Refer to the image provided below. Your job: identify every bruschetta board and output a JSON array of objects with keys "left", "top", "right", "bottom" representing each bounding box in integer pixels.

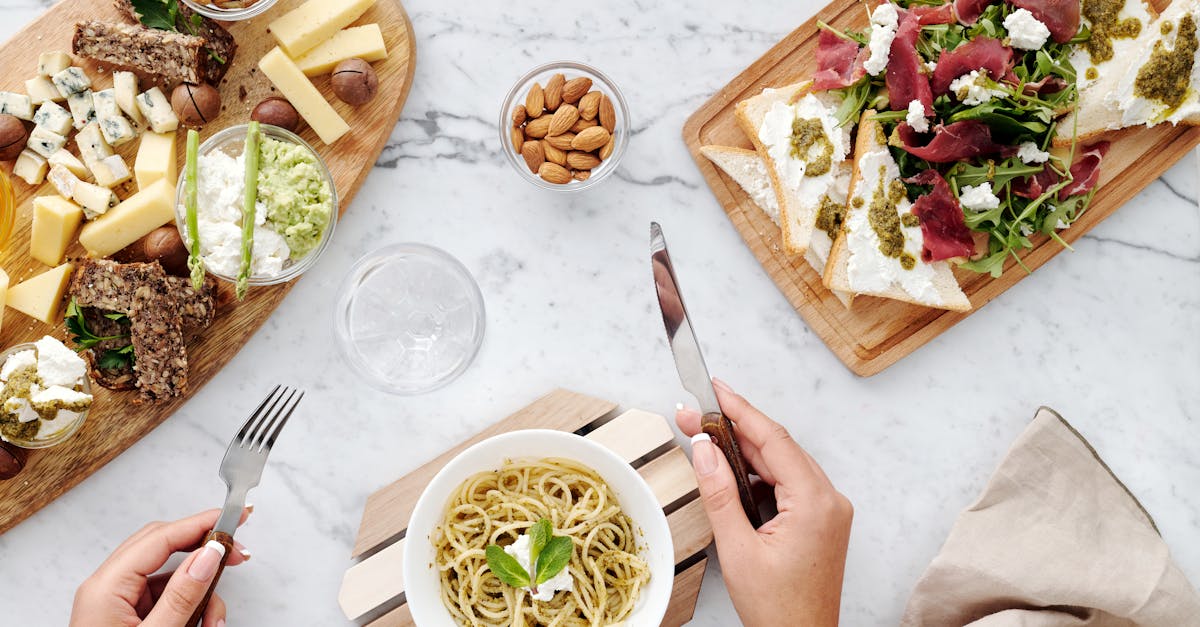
[
  {"left": 338, "top": 389, "right": 713, "bottom": 627},
  {"left": 0, "top": 0, "right": 416, "bottom": 535},
  {"left": 683, "top": 0, "right": 1200, "bottom": 377}
]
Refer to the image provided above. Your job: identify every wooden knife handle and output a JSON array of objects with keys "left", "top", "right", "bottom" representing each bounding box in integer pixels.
[
  {"left": 186, "top": 529, "right": 234, "bottom": 627},
  {"left": 702, "top": 412, "right": 763, "bottom": 528}
]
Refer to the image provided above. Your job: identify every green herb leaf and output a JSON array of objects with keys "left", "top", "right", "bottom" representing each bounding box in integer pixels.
[
  {"left": 534, "top": 536, "right": 573, "bottom": 585},
  {"left": 130, "top": 0, "right": 179, "bottom": 31},
  {"left": 528, "top": 519, "right": 552, "bottom": 568},
  {"left": 485, "top": 545, "right": 530, "bottom": 589},
  {"left": 97, "top": 349, "right": 134, "bottom": 370}
]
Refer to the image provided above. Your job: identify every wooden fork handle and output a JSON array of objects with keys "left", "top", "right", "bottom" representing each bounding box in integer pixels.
[{"left": 187, "top": 529, "right": 234, "bottom": 627}]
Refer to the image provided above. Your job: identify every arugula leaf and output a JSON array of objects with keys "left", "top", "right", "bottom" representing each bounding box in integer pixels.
[
  {"left": 528, "top": 519, "right": 552, "bottom": 568},
  {"left": 485, "top": 545, "right": 530, "bottom": 589},
  {"left": 533, "top": 536, "right": 573, "bottom": 586}
]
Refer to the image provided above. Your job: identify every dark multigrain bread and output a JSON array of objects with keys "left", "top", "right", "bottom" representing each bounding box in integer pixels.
[
  {"left": 70, "top": 259, "right": 217, "bottom": 331},
  {"left": 111, "top": 0, "right": 237, "bottom": 83},
  {"left": 129, "top": 279, "right": 189, "bottom": 403}
]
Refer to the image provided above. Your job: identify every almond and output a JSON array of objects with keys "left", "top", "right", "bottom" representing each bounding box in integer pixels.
[
  {"left": 599, "top": 94, "right": 616, "bottom": 132},
  {"left": 542, "top": 139, "right": 567, "bottom": 166},
  {"left": 511, "top": 126, "right": 525, "bottom": 153},
  {"left": 572, "top": 126, "right": 610, "bottom": 152},
  {"left": 525, "top": 82, "right": 545, "bottom": 118},
  {"left": 521, "top": 141, "right": 545, "bottom": 173},
  {"left": 598, "top": 136, "right": 615, "bottom": 160},
  {"left": 547, "top": 104, "right": 580, "bottom": 137},
  {"left": 566, "top": 151, "right": 601, "bottom": 170},
  {"left": 579, "top": 91, "right": 601, "bottom": 121},
  {"left": 561, "top": 77, "right": 592, "bottom": 104},
  {"left": 573, "top": 169, "right": 591, "bottom": 181},
  {"left": 512, "top": 104, "right": 527, "bottom": 127},
  {"left": 570, "top": 118, "right": 598, "bottom": 133},
  {"left": 538, "top": 162, "right": 571, "bottom": 184},
  {"left": 544, "top": 73, "right": 565, "bottom": 111},
  {"left": 524, "top": 115, "right": 552, "bottom": 138},
  {"left": 545, "top": 132, "right": 576, "bottom": 150}
]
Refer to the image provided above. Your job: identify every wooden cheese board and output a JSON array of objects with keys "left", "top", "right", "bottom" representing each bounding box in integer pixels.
[
  {"left": 0, "top": 0, "right": 416, "bottom": 534},
  {"left": 338, "top": 389, "right": 713, "bottom": 626},
  {"left": 682, "top": 2, "right": 1200, "bottom": 377}
]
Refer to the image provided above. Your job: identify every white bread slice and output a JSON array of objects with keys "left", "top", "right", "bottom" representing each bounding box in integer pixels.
[
  {"left": 824, "top": 112, "right": 971, "bottom": 312},
  {"left": 701, "top": 144, "right": 854, "bottom": 307},
  {"left": 1108, "top": 0, "right": 1200, "bottom": 126}
]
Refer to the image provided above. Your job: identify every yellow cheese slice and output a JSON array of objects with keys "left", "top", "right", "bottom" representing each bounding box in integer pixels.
[
  {"left": 0, "top": 269, "right": 9, "bottom": 334},
  {"left": 258, "top": 47, "right": 350, "bottom": 144},
  {"left": 7, "top": 263, "right": 73, "bottom": 324},
  {"left": 134, "top": 131, "right": 177, "bottom": 190},
  {"left": 294, "top": 24, "right": 388, "bottom": 76},
  {"left": 30, "top": 195, "right": 84, "bottom": 267},
  {"left": 268, "top": 0, "right": 376, "bottom": 58},
  {"left": 78, "top": 178, "right": 174, "bottom": 258}
]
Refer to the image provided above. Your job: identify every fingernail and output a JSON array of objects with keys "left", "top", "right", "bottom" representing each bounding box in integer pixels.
[
  {"left": 235, "top": 540, "right": 251, "bottom": 561},
  {"left": 217, "top": 620, "right": 226, "bottom": 627},
  {"left": 188, "top": 540, "right": 226, "bottom": 582},
  {"left": 691, "top": 433, "right": 718, "bottom": 476},
  {"left": 712, "top": 378, "right": 733, "bottom": 393}
]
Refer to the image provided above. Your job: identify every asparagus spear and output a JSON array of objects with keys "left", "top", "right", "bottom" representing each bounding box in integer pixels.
[
  {"left": 237, "top": 122, "right": 261, "bottom": 300},
  {"left": 185, "top": 130, "right": 204, "bottom": 291}
]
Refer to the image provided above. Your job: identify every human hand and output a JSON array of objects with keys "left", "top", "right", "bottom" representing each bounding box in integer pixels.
[
  {"left": 70, "top": 508, "right": 252, "bottom": 627},
  {"left": 676, "top": 379, "right": 853, "bottom": 627}
]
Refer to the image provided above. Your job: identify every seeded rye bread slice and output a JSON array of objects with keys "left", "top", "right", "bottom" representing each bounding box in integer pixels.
[
  {"left": 699, "top": 144, "right": 854, "bottom": 308},
  {"left": 823, "top": 112, "right": 972, "bottom": 312}
]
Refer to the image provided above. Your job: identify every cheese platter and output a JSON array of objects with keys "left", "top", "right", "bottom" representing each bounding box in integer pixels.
[{"left": 0, "top": 0, "right": 415, "bottom": 534}]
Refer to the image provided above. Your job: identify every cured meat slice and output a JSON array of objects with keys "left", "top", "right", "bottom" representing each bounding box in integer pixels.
[
  {"left": 932, "top": 37, "right": 1015, "bottom": 95},
  {"left": 1009, "top": 0, "right": 1081, "bottom": 43},
  {"left": 887, "top": 10, "right": 934, "bottom": 114},
  {"left": 1013, "top": 142, "right": 1110, "bottom": 199},
  {"left": 955, "top": 0, "right": 996, "bottom": 24},
  {"left": 896, "top": 119, "right": 1014, "bottom": 162},
  {"left": 813, "top": 29, "right": 869, "bottom": 91},
  {"left": 913, "top": 3, "right": 956, "bottom": 24},
  {"left": 905, "top": 170, "right": 977, "bottom": 261}
]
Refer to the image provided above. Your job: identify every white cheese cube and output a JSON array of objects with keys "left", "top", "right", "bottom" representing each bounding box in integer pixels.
[
  {"left": 73, "top": 180, "right": 118, "bottom": 219},
  {"left": 67, "top": 90, "right": 96, "bottom": 130},
  {"left": 48, "top": 150, "right": 90, "bottom": 180},
  {"left": 112, "top": 72, "right": 144, "bottom": 126},
  {"left": 93, "top": 89, "right": 121, "bottom": 120},
  {"left": 25, "top": 76, "right": 64, "bottom": 105},
  {"left": 47, "top": 163, "right": 83, "bottom": 199},
  {"left": 0, "top": 92, "right": 34, "bottom": 121},
  {"left": 89, "top": 154, "right": 131, "bottom": 188},
  {"left": 51, "top": 67, "right": 90, "bottom": 98},
  {"left": 135, "top": 87, "right": 178, "bottom": 133},
  {"left": 13, "top": 149, "right": 48, "bottom": 185},
  {"left": 98, "top": 115, "right": 137, "bottom": 147},
  {"left": 33, "top": 101, "right": 72, "bottom": 135},
  {"left": 76, "top": 122, "right": 113, "bottom": 165},
  {"left": 27, "top": 126, "right": 68, "bottom": 159},
  {"left": 38, "top": 52, "right": 72, "bottom": 78}
]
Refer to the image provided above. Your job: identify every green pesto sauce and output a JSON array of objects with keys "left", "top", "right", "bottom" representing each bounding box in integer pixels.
[
  {"left": 1134, "top": 15, "right": 1198, "bottom": 111},
  {"left": 1161, "top": 20, "right": 1173, "bottom": 35},
  {"left": 1085, "top": 67, "right": 1099, "bottom": 80},
  {"left": 868, "top": 166, "right": 907, "bottom": 258},
  {"left": 900, "top": 253, "right": 917, "bottom": 270},
  {"left": 1082, "top": 0, "right": 1143, "bottom": 63},
  {"left": 851, "top": 196, "right": 865, "bottom": 209},
  {"left": 815, "top": 195, "right": 845, "bottom": 241},
  {"left": 789, "top": 118, "right": 834, "bottom": 177},
  {"left": 0, "top": 366, "right": 40, "bottom": 442},
  {"left": 901, "top": 213, "right": 920, "bottom": 228}
]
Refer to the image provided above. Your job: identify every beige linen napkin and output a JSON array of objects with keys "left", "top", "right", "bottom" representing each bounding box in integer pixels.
[{"left": 902, "top": 407, "right": 1200, "bottom": 627}]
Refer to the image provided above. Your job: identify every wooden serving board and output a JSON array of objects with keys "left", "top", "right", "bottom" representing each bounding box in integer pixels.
[
  {"left": 338, "top": 389, "right": 714, "bottom": 626},
  {"left": 682, "top": 3, "right": 1200, "bottom": 377},
  {"left": 0, "top": 0, "right": 416, "bottom": 534}
]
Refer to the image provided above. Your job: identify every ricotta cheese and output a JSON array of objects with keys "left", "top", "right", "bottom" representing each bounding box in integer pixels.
[
  {"left": 1017, "top": 141, "right": 1051, "bottom": 164},
  {"left": 0, "top": 350, "right": 36, "bottom": 382},
  {"left": 34, "top": 336, "right": 86, "bottom": 388},
  {"left": 906, "top": 99, "right": 930, "bottom": 133},
  {"left": 959, "top": 183, "right": 1001, "bottom": 211},
  {"left": 864, "top": 3, "right": 901, "bottom": 76},
  {"left": 192, "top": 150, "right": 292, "bottom": 279},
  {"left": 950, "top": 70, "right": 1007, "bottom": 106},
  {"left": 1004, "top": 9, "right": 1052, "bottom": 50},
  {"left": 1107, "top": 6, "right": 1200, "bottom": 127},
  {"left": 503, "top": 532, "right": 574, "bottom": 602}
]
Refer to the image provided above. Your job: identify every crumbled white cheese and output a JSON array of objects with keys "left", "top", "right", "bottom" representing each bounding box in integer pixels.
[
  {"left": 864, "top": 3, "right": 900, "bottom": 76},
  {"left": 31, "top": 385, "right": 91, "bottom": 407},
  {"left": 5, "top": 398, "right": 39, "bottom": 423},
  {"left": 1020, "top": 224, "right": 1034, "bottom": 236},
  {"left": 1055, "top": 216, "right": 1070, "bottom": 230},
  {"left": 0, "top": 350, "right": 36, "bottom": 382},
  {"left": 1004, "top": 8, "right": 1051, "bottom": 50},
  {"left": 949, "top": 70, "right": 1007, "bottom": 106},
  {"left": 959, "top": 183, "right": 1002, "bottom": 211},
  {"left": 1017, "top": 141, "right": 1050, "bottom": 164},
  {"left": 924, "top": 60, "right": 938, "bottom": 73},
  {"left": 503, "top": 533, "right": 574, "bottom": 602},
  {"left": 906, "top": 99, "right": 929, "bottom": 133},
  {"left": 34, "top": 336, "right": 86, "bottom": 388},
  {"left": 192, "top": 150, "right": 291, "bottom": 279}
]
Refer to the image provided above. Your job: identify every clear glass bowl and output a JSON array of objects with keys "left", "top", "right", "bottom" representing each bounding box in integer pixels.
[
  {"left": 0, "top": 343, "right": 91, "bottom": 450},
  {"left": 180, "top": 0, "right": 279, "bottom": 21},
  {"left": 499, "top": 61, "right": 630, "bottom": 192},
  {"left": 333, "top": 244, "right": 486, "bottom": 395},
  {"left": 174, "top": 123, "right": 338, "bottom": 288}
]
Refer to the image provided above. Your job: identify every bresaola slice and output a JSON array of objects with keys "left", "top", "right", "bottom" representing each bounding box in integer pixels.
[
  {"left": 813, "top": 29, "right": 868, "bottom": 91},
  {"left": 1013, "top": 141, "right": 1110, "bottom": 199},
  {"left": 886, "top": 10, "right": 933, "bottom": 115},
  {"left": 1009, "top": 0, "right": 1080, "bottom": 43},
  {"left": 896, "top": 120, "right": 1014, "bottom": 162},
  {"left": 932, "top": 37, "right": 1014, "bottom": 95},
  {"left": 906, "top": 170, "right": 977, "bottom": 261},
  {"left": 913, "top": 3, "right": 956, "bottom": 24},
  {"left": 954, "top": 0, "right": 995, "bottom": 25}
]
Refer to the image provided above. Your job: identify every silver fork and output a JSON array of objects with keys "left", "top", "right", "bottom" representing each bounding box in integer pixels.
[{"left": 188, "top": 385, "right": 304, "bottom": 626}]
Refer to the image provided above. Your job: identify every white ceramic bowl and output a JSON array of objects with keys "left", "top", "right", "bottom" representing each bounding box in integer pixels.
[{"left": 404, "top": 429, "right": 674, "bottom": 627}]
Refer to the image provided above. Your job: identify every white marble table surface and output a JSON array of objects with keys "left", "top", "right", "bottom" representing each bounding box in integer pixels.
[{"left": 1, "top": 1, "right": 1197, "bottom": 625}]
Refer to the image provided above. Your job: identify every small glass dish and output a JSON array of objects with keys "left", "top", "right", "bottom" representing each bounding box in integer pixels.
[
  {"left": 499, "top": 61, "right": 630, "bottom": 192},
  {"left": 174, "top": 123, "right": 338, "bottom": 288},
  {"left": 180, "top": 0, "right": 279, "bottom": 21},
  {"left": 0, "top": 343, "right": 91, "bottom": 450},
  {"left": 333, "top": 244, "right": 486, "bottom": 395}
]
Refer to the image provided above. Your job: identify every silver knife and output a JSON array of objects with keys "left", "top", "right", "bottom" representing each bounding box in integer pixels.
[{"left": 651, "top": 222, "right": 761, "bottom": 527}]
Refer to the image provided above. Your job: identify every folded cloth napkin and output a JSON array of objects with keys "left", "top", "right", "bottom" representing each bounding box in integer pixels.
[{"left": 902, "top": 407, "right": 1200, "bottom": 627}]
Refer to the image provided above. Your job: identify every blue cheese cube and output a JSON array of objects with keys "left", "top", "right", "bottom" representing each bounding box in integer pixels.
[
  {"left": 25, "top": 76, "right": 64, "bottom": 105},
  {"left": 112, "top": 72, "right": 145, "bottom": 126},
  {"left": 33, "top": 102, "right": 72, "bottom": 135},
  {"left": 47, "top": 163, "right": 83, "bottom": 199},
  {"left": 48, "top": 150, "right": 90, "bottom": 180},
  {"left": 99, "top": 115, "right": 137, "bottom": 147},
  {"left": 0, "top": 92, "right": 34, "bottom": 121},
  {"left": 67, "top": 90, "right": 96, "bottom": 130},
  {"left": 93, "top": 89, "right": 121, "bottom": 120},
  {"left": 51, "top": 67, "right": 90, "bottom": 98},
  {"left": 135, "top": 87, "right": 179, "bottom": 133},
  {"left": 27, "top": 126, "right": 68, "bottom": 159},
  {"left": 73, "top": 180, "right": 118, "bottom": 219},
  {"left": 89, "top": 154, "right": 131, "bottom": 188},
  {"left": 38, "top": 52, "right": 72, "bottom": 78},
  {"left": 13, "top": 150, "right": 48, "bottom": 185},
  {"left": 76, "top": 122, "right": 113, "bottom": 165}
]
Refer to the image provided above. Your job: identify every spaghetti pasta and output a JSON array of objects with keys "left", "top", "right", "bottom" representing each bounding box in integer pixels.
[{"left": 432, "top": 457, "right": 651, "bottom": 627}]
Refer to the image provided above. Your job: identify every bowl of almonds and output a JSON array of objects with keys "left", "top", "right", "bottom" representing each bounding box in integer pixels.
[{"left": 500, "top": 61, "right": 629, "bottom": 191}]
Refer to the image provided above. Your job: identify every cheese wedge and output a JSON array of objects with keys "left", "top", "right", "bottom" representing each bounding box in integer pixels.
[
  {"left": 78, "top": 178, "right": 174, "bottom": 257},
  {"left": 30, "top": 195, "right": 84, "bottom": 266},
  {"left": 268, "top": 0, "right": 377, "bottom": 58},
  {"left": 258, "top": 47, "right": 350, "bottom": 144},
  {"left": 294, "top": 24, "right": 388, "bottom": 76},
  {"left": 135, "top": 131, "right": 177, "bottom": 189},
  {"left": 7, "top": 263, "right": 74, "bottom": 324}
]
